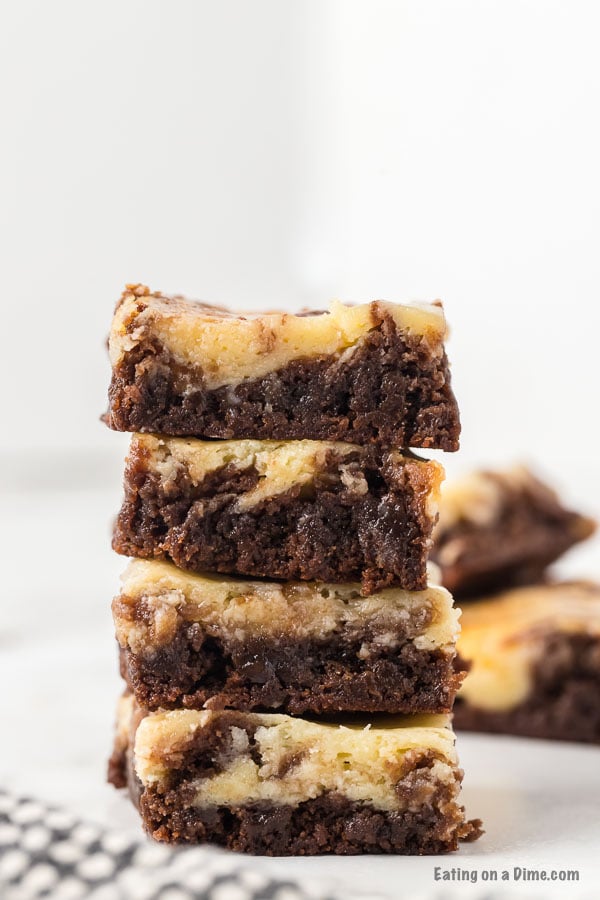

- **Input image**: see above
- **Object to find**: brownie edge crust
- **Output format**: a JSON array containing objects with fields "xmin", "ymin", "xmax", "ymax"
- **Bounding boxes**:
[{"xmin": 106, "ymin": 286, "xmax": 460, "ymax": 450}]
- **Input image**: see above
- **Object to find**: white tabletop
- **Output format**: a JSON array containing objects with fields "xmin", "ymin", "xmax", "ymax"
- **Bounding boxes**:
[{"xmin": 2, "ymin": 485, "xmax": 599, "ymax": 898}]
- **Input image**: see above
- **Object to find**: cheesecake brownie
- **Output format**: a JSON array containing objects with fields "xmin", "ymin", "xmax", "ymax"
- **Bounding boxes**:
[
  {"xmin": 109, "ymin": 697, "xmax": 481, "ymax": 854},
  {"xmin": 113, "ymin": 434, "xmax": 443, "ymax": 594},
  {"xmin": 454, "ymin": 582, "xmax": 600, "ymax": 743},
  {"xmin": 106, "ymin": 285, "xmax": 460, "ymax": 450},
  {"xmin": 432, "ymin": 466, "xmax": 596, "ymax": 598},
  {"xmin": 114, "ymin": 560, "xmax": 464, "ymax": 715}
]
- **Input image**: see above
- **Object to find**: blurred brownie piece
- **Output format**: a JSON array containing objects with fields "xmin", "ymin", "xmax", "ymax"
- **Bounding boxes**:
[
  {"xmin": 113, "ymin": 559, "xmax": 464, "ymax": 715},
  {"xmin": 113, "ymin": 434, "xmax": 443, "ymax": 594},
  {"xmin": 109, "ymin": 697, "xmax": 481, "ymax": 854},
  {"xmin": 106, "ymin": 284, "xmax": 460, "ymax": 450},
  {"xmin": 454, "ymin": 581, "xmax": 600, "ymax": 743},
  {"xmin": 432, "ymin": 466, "xmax": 595, "ymax": 598}
]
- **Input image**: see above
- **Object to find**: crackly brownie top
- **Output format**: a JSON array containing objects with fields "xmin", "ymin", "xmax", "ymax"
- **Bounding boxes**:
[
  {"xmin": 125, "ymin": 700, "xmax": 458, "ymax": 810},
  {"xmin": 459, "ymin": 581, "xmax": 600, "ymax": 712},
  {"xmin": 109, "ymin": 284, "xmax": 448, "ymax": 390},
  {"xmin": 115, "ymin": 559, "xmax": 459, "ymax": 655}
]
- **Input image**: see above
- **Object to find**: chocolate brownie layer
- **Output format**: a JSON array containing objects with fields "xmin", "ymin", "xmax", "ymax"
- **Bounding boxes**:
[
  {"xmin": 114, "ymin": 560, "xmax": 463, "ymax": 715},
  {"xmin": 455, "ymin": 632, "xmax": 600, "ymax": 743},
  {"xmin": 106, "ymin": 285, "xmax": 460, "ymax": 450},
  {"xmin": 110, "ymin": 701, "xmax": 481, "ymax": 854},
  {"xmin": 456, "ymin": 582, "xmax": 600, "ymax": 742},
  {"xmin": 432, "ymin": 466, "xmax": 596, "ymax": 598},
  {"xmin": 140, "ymin": 790, "xmax": 480, "ymax": 855},
  {"xmin": 119, "ymin": 638, "xmax": 464, "ymax": 716},
  {"xmin": 113, "ymin": 436, "xmax": 443, "ymax": 594}
]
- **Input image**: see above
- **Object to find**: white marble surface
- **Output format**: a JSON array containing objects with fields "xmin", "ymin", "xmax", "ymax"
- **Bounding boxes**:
[{"xmin": 2, "ymin": 486, "xmax": 600, "ymax": 898}]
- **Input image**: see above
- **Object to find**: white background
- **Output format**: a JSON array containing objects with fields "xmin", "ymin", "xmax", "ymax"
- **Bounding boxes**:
[
  {"xmin": 1, "ymin": 1, "xmax": 599, "ymax": 487},
  {"xmin": 1, "ymin": 4, "xmax": 599, "ymax": 896}
]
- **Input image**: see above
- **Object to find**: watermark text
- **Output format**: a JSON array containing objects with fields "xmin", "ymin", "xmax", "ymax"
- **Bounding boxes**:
[{"xmin": 433, "ymin": 866, "xmax": 579, "ymax": 884}]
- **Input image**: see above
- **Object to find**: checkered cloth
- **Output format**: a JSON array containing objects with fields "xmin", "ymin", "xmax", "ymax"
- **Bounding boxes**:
[{"xmin": 0, "ymin": 790, "xmax": 379, "ymax": 900}]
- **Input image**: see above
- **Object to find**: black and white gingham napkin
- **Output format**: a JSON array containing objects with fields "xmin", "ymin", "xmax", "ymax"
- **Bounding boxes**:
[
  {"xmin": 3, "ymin": 789, "xmax": 564, "ymax": 900},
  {"xmin": 0, "ymin": 789, "xmax": 380, "ymax": 900}
]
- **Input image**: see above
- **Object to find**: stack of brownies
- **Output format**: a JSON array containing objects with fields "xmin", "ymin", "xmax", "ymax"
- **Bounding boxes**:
[{"xmin": 106, "ymin": 284, "xmax": 480, "ymax": 855}]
